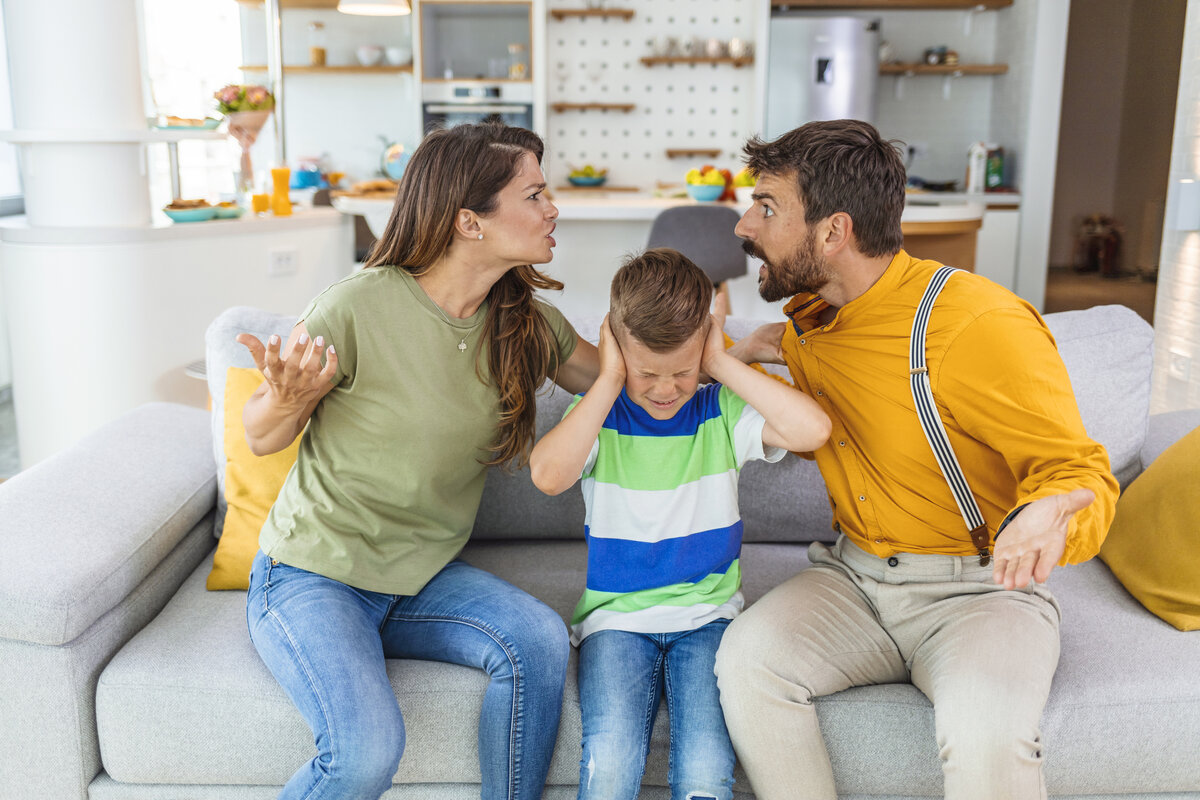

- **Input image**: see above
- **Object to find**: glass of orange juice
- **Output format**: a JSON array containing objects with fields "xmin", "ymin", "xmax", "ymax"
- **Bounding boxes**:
[{"xmin": 251, "ymin": 193, "xmax": 270, "ymax": 215}]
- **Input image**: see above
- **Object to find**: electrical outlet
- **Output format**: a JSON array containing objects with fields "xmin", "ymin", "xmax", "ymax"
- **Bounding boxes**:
[
  {"xmin": 1168, "ymin": 349, "xmax": 1191, "ymax": 382},
  {"xmin": 268, "ymin": 248, "xmax": 298, "ymax": 277}
]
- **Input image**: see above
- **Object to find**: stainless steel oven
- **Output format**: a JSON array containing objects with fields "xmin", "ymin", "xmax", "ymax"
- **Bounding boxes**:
[{"xmin": 421, "ymin": 82, "xmax": 534, "ymax": 132}]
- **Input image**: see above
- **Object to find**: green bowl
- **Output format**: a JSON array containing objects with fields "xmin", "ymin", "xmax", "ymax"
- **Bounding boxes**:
[
  {"xmin": 568, "ymin": 175, "xmax": 607, "ymax": 187},
  {"xmin": 213, "ymin": 204, "xmax": 245, "ymax": 219},
  {"xmin": 163, "ymin": 206, "xmax": 217, "ymax": 223}
]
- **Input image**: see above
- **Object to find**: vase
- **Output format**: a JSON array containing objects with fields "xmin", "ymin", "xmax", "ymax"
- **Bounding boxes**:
[{"xmin": 225, "ymin": 110, "xmax": 272, "ymax": 195}]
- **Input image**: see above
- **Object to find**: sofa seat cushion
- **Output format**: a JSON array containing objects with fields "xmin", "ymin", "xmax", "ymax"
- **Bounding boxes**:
[{"xmin": 95, "ymin": 545, "xmax": 1200, "ymax": 796}]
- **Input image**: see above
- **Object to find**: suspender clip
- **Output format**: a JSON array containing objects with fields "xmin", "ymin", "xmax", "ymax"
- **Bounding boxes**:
[{"xmin": 969, "ymin": 524, "xmax": 991, "ymax": 567}]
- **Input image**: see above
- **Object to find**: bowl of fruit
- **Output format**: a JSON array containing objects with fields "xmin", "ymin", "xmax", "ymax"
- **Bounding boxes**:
[
  {"xmin": 685, "ymin": 165, "xmax": 730, "ymax": 202},
  {"xmin": 733, "ymin": 167, "xmax": 757, "ymax": 204},
  {"xmin": 567, "ymin": 165, "xmax": 608, "ymax": 187}
]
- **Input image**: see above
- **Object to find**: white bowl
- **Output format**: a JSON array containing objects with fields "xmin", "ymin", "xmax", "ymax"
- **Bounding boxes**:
[
  {"xmin": 356, "ymin": 45, "xmax": 384, "ymax": 67},
  {"xmin": 385, "ymin": 46, "xmax": 411, "ymax": 66}
]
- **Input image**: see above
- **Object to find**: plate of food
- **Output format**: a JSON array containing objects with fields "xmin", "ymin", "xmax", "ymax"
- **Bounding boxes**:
[
  {"xmin": 163, "ymin": 199, "xmax": 216, "ymax": 222},
  {"xmin": 213, "ymin": 201, "xmax": 245, "ymax": 219},
  {"xmin": 155, "ymin": 116, "xmax": 221, "ymax": 131}
]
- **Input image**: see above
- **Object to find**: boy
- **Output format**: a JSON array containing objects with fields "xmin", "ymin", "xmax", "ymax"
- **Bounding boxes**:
[{"xmin": 530, "ymin": 248, "xmax": 831, "ymax": 800}]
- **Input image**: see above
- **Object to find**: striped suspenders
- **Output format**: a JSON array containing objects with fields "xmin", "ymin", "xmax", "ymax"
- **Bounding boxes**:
[{"xmin": 908, "ymin": 266, "xmax": 992, "ymax": 566}]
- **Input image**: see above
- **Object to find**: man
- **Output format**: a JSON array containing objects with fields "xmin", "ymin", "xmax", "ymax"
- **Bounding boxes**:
[{"xmin": 714, "ymin": 119, "xmax": 1118, "ymax": 800}]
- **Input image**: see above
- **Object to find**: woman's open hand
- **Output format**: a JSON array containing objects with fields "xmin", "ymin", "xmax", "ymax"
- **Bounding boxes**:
[{"xmin": 237, "ymin": 329, "xmax": 338, "ymax": 411}]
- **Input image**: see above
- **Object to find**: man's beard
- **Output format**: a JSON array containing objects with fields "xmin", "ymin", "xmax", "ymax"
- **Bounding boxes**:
[{"xmin": 741, "ymin": 229, "xmax": 832, "ymax": 302}]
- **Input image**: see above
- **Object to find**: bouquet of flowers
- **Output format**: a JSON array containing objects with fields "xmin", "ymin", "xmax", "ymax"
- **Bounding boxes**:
[{"xmin": 213, "ymin": 84, "xmax": 275, "ymax": 115}]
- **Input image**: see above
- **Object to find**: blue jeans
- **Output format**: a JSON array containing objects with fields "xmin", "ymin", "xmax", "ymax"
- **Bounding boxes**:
[
  {"xmin": 576, "ymin": 620, "xmax": 736, "ymax": 800},
  {"xmin": 246, "ymin": 550, "xmax": 569, "ymax": 800}
]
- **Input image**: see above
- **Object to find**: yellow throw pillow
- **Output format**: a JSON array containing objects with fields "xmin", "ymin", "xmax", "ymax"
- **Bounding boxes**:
[
  {"xmin": 206, "ymin": 367, "xmax": 301, "ymax": 590},
  {"xmin": 1099, "ymin": 424, "xmax": 1200, "ymax": 630}
]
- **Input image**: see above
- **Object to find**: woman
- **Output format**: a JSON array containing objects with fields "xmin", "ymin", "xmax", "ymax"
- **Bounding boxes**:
[{"xmin": 237, "ymin": 122, "xmax": 599, "ymax": 800}]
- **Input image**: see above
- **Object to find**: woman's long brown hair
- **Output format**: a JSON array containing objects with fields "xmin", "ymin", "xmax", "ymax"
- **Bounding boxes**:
[{"xmin": 363, "ymin": 122, "xmax": 564, "ymax": 468}]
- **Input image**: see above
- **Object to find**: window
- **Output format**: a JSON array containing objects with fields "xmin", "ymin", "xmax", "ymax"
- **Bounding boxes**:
[{"xmin": 140, "ymin": 0, "xmax": 247, "ymax": 206}]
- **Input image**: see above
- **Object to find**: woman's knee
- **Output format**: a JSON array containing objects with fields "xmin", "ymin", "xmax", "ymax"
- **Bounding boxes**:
[
  {"xmin": 315, "ymin": 707, "xmax": 406, "ymax": 795},
  {"xmin": 490, "ymin": 599, "xmax": 570, "ymax": 684}
]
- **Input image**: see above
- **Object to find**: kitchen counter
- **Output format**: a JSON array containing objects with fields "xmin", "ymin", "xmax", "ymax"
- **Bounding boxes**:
[{"xmin": 333, "ymin": 193, "xmax": 988, "ymax": 236}]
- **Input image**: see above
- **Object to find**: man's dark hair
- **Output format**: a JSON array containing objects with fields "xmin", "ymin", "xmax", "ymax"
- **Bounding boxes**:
[{"xmin": 742, "ymin": 119, "xmax": 906, "ymax": 257}]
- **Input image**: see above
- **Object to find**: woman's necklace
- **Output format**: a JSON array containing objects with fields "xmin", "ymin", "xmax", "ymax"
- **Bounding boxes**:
[{"xmin": 430, "ymin": 301, "xmax": 484, "ymax": 353}]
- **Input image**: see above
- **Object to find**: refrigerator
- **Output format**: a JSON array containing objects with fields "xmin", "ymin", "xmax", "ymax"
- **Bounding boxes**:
[{"xmin": 765, "ymin": 15, "xmax": 881, "ymax": 140}]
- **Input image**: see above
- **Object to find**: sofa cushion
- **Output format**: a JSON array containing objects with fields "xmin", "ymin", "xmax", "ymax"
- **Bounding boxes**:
[
  {"xmin": 204, "ymin": 307, "xmax": 298, "ymax": 538},
  {"xmin": 1042, "ymin": 304, "xmax": 1152, "ymax": 486},
  {"xmin": 206, "ymin": 368, "xmax": 302, "ymax": 591},
  {"xmin": 94, "ymin": 542, "xmax": 1200, "ymax": 796},
  {"xmin": 1099, "ymin": 423, "xmax": 1200, "ymax": 630}
]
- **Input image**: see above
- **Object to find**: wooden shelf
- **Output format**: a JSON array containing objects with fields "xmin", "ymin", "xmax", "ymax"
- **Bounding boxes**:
[
  {"xmin": 236, "ymin": 0, "xmax": 340, "ymax": 7},
  {"xmin": 549, "ymin": 8, "xmax": 635, "ymax": 20},
  {"xmin": 880, "ymin": 62, "xmax": 1008, "ymax": 75},
  {"xmin": 239, "ymin": 64, "xmax": 413, "ymax": 74},
  {"xmin": 666, "ymin": 148, "xmax": 722, "ymax": 159},
  {"xmin": 554, "ymin": 184, "xmax": 640, "ymax": 192},
  {"xmin": 640, "ymin": 56, "xmax": 754, "ymax": 68},
  {"xmin": 550, "ymin": 102, "xmax": 635, "ymax": 113},
  {"xmin": 770, "ymin": 0, "xmax": 1011, "ymax": 8}
]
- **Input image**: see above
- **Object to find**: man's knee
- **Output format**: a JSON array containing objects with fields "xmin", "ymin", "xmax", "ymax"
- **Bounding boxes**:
[{"xmin": 579, "ymin": 733, "xmax": 646, "ymax": 799}]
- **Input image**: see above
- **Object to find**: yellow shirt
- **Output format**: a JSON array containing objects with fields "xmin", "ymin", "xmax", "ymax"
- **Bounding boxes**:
[{"xmin": 780, "ymin": 251, "xmax": 1118, "ymax": 564}]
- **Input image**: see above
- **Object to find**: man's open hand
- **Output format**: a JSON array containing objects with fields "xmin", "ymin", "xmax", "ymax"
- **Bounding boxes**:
[{"xmin": 991, "ymin": 488, "xmax": 1095, "ymax": 589}]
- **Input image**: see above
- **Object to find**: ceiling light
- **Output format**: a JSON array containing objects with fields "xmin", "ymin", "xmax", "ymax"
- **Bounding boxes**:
[{"xmin": 337, "ymin": 0, "xmax": 411, "ymax": 16}]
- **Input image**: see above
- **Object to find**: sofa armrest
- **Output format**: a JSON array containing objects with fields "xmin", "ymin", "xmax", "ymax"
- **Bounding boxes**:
[
  {"xmin": 0, "ymin": 402, "xmax": 216, "ymax": 647},
  {"xmin": 1140, "ymin": 408, "xmax": 1200, "ymax": 471}
]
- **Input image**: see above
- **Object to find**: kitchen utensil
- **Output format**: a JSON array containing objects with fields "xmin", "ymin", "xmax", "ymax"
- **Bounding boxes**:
[
  {"xmin": 728, "ymin": 38, "xmax": 752, "ymax": 59},
  {"xmin": 705, "ymin": 38, "xmax": 727, "ymax": 58}
]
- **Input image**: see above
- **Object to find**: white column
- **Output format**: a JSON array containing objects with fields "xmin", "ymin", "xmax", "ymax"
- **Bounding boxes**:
[{"xmin": 3, "ymin": 0, "xmax": 151, "ymax": 226}]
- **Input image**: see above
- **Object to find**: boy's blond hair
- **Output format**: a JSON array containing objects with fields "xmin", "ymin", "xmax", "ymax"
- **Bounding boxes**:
[{"xmin": 610, "ymin": 248, "xmax": 713, "ymax": 353}]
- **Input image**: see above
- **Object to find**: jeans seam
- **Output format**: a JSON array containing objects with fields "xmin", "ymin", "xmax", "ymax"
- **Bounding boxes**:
[
  {"xmin": 646, "ymin": 645, "xmax": 665, "ymax": 782},
  {"xmin": 265, "ymin": 604, "xmax": 337, "ymax": 800},
  {"xmin": 389, "ymin": 613, "xmax": 522, "ymax": 800}
]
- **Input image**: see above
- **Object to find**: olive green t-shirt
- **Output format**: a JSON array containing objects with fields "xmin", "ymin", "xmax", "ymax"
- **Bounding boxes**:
[{"xmin": 258, "ymin": 266, "xmax": 578, "ymax": 595}]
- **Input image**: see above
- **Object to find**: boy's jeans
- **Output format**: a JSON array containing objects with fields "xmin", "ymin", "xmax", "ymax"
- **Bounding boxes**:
[
  {"xmin": 577, "ymin": 620, "xmax": 736, "ymax": 800},
  {"xmin": 246, "ymin": 550, "xmax": 569, "ymax": 800}
]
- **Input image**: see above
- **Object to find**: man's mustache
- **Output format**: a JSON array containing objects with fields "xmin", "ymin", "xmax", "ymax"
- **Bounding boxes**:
[{"xmin": 741, "ymin": 238, "xmax": 763, "ymax": 261}]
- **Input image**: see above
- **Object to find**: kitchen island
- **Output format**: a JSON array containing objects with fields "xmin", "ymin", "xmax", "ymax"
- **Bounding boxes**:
[{"xmin": 333, "ymin": 192, "xmax": 999, "ymax": 321}]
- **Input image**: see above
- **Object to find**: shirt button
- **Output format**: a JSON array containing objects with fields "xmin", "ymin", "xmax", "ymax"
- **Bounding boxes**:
[
  {"xmin": 799, "ymin": 338, "xmax": 806, "ymax": 345},
  {"xmin": 816, "ymin": 390, "xmax": 824, "ymax": 396},
  {"xmin": 838, "ymin": 440, "xmax": 846, "ymax": 447},
  {"xmin": 887, "ymin": 556, "xmax": 899, "ymax": 567},
  {"xmin": 874, "ymin": 538, "xmax": 884, "ymax": 544},
  {"xmin": 859, "ymin": 495, "xmax": 866, "ymax": 501},
  {"xmin": 833, "ymin": 522, "xmax": 841, "ymax": 532}
]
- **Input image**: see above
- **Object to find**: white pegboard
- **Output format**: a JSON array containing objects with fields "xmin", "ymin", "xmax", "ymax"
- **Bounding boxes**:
[{"xmin": 545, "ymin": 0, "xmax": 759, "ymax": 189}]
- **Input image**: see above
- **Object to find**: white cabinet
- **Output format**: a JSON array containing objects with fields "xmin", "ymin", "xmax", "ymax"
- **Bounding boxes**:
[{"xmin": 974, "ymin": 206, "xmax": 1020, "ymax": 290}]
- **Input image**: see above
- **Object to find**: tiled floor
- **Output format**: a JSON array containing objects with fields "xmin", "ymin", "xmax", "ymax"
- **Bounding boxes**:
[{"xmin": 0, "ymin": 269, "xmax": 1160, "ymax": 483}]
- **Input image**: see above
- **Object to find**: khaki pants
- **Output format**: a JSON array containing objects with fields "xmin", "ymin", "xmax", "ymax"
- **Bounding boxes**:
[{"xmin": 715, "ymin": 536, "xmax": 1061, "ymax": 800}]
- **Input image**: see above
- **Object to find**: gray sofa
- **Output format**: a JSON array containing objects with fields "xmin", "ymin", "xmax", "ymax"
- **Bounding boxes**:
[{"xmin": 2, "ymin": 303, "xmax": 1199, "ymax": 800}]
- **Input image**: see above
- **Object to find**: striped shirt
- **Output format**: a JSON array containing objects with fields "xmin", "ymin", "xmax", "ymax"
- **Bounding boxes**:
[{"xmin": 569, "ymin": 383, "xmax": 785, "ymax": 645}]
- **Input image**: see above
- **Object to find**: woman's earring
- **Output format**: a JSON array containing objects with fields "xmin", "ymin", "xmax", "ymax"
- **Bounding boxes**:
[{"xmin": 477, "ymin": 233, "xmax": 484, "ymax": 240}]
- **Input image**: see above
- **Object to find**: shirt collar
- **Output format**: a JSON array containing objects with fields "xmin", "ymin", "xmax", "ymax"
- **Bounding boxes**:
[{"xmin": 782, "ymin": 250, "xmax": 915, "ymax": 336}]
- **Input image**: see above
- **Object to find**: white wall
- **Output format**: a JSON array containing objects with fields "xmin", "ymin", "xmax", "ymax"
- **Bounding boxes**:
[{"xmin": 1152, "ymin": 0, "xmax": 1200, "ymax": 413}]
